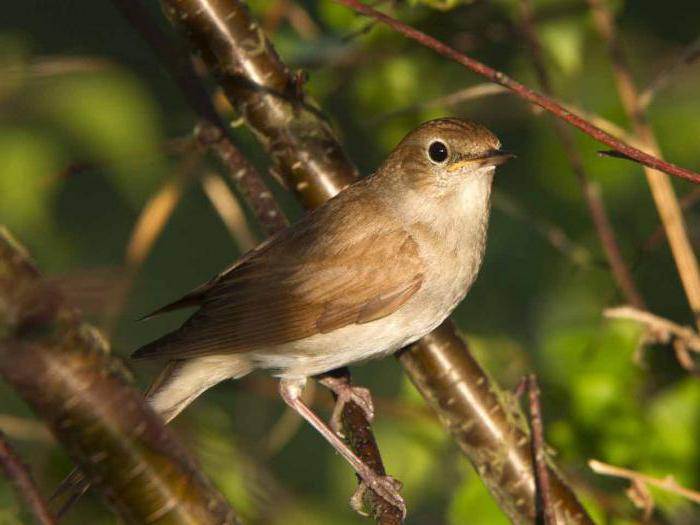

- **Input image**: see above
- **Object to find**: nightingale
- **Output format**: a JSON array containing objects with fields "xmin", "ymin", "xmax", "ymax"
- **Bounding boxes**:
[{"xmin": 59, "ymin": 118, "xmax": 513, "ymax": 514}]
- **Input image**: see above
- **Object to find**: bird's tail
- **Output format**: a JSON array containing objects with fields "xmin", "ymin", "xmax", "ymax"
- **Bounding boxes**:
[
  {"xmin": 51, "ymin": 354, "xmax": 253, "ymax": 516},
  {"xmin": 146, "ymin": 355, "xmax": 253, "ymax": 423}
]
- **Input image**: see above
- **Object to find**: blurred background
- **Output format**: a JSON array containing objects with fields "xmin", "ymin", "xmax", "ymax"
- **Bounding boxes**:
[{"xmin": 1, "ymin": 0, "xmax": 699, "ymax": 523}]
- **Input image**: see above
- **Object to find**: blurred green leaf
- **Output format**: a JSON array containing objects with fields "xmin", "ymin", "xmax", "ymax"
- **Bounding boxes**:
[{"xmin": 33, "ymin": 70, "xmax": 167, "ymax": 206}]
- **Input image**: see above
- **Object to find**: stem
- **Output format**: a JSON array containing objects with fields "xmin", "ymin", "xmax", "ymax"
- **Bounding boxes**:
[
  {"xmin": 587, "ymin": 0, "xmax": 700, "ymax": 329},
  {"xmin": 527, "ymin": 375, "xmax": 555, "ymax": 525},
  {"xmin": 518, "ymin": 0, "xmax": 644, "ymax": 308},
  {"xmin": 590, "ymin": 460, "xmax": 700, "ymax": 505},
  {"xmin": 0, "ymin": 430, "xmax": 57, "ymax": 525}
]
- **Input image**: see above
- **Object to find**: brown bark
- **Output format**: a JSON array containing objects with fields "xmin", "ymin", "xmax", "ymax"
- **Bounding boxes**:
[{"xmin": 0, "ymin": 227, "xmax": 240, "ymax": 525}]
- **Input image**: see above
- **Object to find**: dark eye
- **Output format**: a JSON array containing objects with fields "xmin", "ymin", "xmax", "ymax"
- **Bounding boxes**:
[{"xmin": 428, "ymin": 141, "xmax": 448, "ymax": 163}]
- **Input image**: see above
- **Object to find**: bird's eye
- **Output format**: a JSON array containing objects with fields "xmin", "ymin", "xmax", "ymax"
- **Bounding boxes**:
[{"xmin": 428, "ymin": 141, "xmax": 449, "ymax": 163}]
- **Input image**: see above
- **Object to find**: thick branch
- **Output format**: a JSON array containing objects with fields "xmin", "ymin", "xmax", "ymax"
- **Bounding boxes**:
[
  {"xmin": 334, "ymin": 0, "xmax": 700, "ymax": 185},
  {"xmin": 0, "ymin": 227, "xmax": 240, "ymax": 524},
  {"xmin": 159, "ymin": 0, "xmax": 592, "ymax": 522},
  {"xmin": 398, "ymin": 323, "xmax": 592, "ymax": 524}
]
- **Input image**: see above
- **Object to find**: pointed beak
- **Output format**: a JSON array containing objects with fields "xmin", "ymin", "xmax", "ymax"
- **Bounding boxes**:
[
  {"xmin": 446, "ymin": 149, "xmax": 516, "ymax": 172},
  {"xmin": 476, "ymin": 149, "xmax": 516, "ymax": 167}
]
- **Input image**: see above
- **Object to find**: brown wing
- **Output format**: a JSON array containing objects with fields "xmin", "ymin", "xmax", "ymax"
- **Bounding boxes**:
[{"xmin": 133, "ymin": 198, "xmax": 424, "ymax": 360}]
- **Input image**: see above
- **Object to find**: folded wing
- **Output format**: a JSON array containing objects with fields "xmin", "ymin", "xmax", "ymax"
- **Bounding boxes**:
[{"xmin": 133, "ymin": 204, "xmax": 424, "ymax": 360}]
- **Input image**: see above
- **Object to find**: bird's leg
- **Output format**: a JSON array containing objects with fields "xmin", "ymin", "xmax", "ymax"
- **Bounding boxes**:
[
  {"xmin": 279, "ymin": 378, "xmax": 405, "ymax": 517},
  {"xmin": 317, "ymin": 371, "xmax": 374, "ymax": 436}
]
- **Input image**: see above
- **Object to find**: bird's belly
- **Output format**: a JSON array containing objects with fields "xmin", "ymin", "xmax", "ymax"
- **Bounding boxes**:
[{"xmin": 251, "ymin": 278, "xmax": 467, "ymax": 379}]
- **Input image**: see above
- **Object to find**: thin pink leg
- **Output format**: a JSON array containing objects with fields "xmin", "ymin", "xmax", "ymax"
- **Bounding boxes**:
[{"xmin": 279, "ymin": 378, "xmax": 405, "ymax": 516}]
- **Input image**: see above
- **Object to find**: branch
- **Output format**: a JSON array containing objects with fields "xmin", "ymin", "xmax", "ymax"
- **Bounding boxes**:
[
  {"xmin": 0, "ymin": 430, "xmax": 57, "ymax": 525},
  {"xmin": 527, "ymin": 375, "xmax": 555, "ymax": 525},
  {"xmin": 589, "ymin": 459, "xmax": 700, "ymax": 509},
  {"xmin": 398, "ymin": 324, "xmax": 592, "ymax": 524},
  {"xmin": 639, "ymin": 36, "xmax": 700, "ymax": 109},
  {"xmin": 518, "ymin": 0, "xmax": 644, "ymax": 309},
  {"xmin": 587, "ymin": 0, "xmax": 700, "ymax": 329},
  {"xmin": 334, "ymin": 0, "xmax": 700, "ymax": 185},
  {"xmin": 604, "ymin": 305, "xmax": 700, "ymax": 370},
  {"xmin": 0, "ymin": 227, "xmax": 241, "ymax": 524},
  {"xmin": 111, "ymin": 0, "xmax": 288, "ymax": 237}
]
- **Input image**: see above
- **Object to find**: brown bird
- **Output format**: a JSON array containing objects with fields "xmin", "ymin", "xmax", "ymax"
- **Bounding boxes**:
[{"xmin": 57, "ymin": 118, "xmax": 513, "ymax": 514}]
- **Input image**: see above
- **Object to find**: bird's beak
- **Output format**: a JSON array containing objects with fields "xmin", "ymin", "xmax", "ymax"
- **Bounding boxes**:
[{"xmin": 447, "ymin": 150, "xmax": 516, "ymax": 172}]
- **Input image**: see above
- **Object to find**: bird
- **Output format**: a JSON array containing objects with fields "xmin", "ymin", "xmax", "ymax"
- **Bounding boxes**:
[{"xmin": 56, "ymin": 117, "xmax": 512, "ymax": 515}]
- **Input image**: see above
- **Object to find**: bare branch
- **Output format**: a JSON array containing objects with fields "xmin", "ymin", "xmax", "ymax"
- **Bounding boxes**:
[
  {"xmin": 604, "ymin": 305, "xmax": 700, "ymax": 366},
  {"xmin": 0, "ymin": 227, "xmax": 241, "ymax": 524},
  {"xmin": 201, "ymin": 172, "xmax": 257, "ymax": 251},
  {"xmin": 587, "ymin": 0, "xmax": 700, "ymax": 329},
  {"xmin": 590, "ymin": 459, "xmax": 700, "ymax": 507},
  {"xmin": 398, "ymin": 324, "xmax": 594, "ymax": 524},
  {"xmin": 334, "ymin": 0, "xmax": 700, "ymax": 184},
  {"xmin": 527, "ymin": 375, "xmax": 555, "ymax": 525},
  {"xmin": 518, "ymin": 0, "xmax": 644, "ymax": 309},
  {"xmin": 0, "ymin": 430, "xmax": 57, "ymax": 525}
]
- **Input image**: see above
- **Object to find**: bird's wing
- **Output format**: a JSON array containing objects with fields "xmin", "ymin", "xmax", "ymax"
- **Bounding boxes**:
[{"xmin": 133, "ymin": 204, "xmax": 425, "ymax": 360}]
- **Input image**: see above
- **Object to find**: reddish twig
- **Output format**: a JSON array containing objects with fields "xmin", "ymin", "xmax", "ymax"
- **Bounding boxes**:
[
  {"xmin": 518, "ymin": 0, "xmax": 644, "ymax": 308},
  {"xmin": 0, "ymin": 430, "xmax": 57, "ymax": 525},
  {"xmin": 333, "ymin": 0, "xmax": 700, "ymax": 184},
  {"xmin": 527, "ymin": 375, "xmax": 555, "ymax": 525},
  {"xmin": 587, "ymin": 0, "xmax": 700, "ymax": 330}
]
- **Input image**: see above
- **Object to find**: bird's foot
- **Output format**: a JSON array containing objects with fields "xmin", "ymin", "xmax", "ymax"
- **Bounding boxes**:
[
  {"xmin": 350, "ymin": 473, "xmax": 405, "ymax": 519},
  {"xmin": 318, "ymin": 375, "xmax": 374, "ymax": 436}
]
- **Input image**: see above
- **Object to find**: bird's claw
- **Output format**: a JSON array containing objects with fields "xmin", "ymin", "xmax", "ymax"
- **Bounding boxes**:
[
  {"xmin": 330, "ymin": 384, "xmax": 374, "ymax": 435},
  {"xmin": 350, "ymin": 474, "xmax": 405, "ymax": 519}
]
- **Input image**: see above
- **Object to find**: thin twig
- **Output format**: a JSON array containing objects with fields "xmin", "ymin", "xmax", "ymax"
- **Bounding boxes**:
[
  {"xmin": 641, "ymin": 185, "xmax": 700, "ymax": 254},
  {"xmin": 111, "ymin": 0, "xmax": 288, "ymax": 237},
  {"xmin": 589, "ymin": 459, "xmax": 700, "ymax": 505},
  {"xmin": 518, "ymin": 0, "xmax": 644, "ymax": 308},
  {"xmin": 603, "ymin": 306, "xmax": 700, "ymax": 364},
  {"xmin": 374, "ymin": 83, "xmax": 508, "ymax": 123},
  {"xmin": 334, "ymin": 0, "xmax": 700, "ymax": 184},
  {"xmin": 527, "ymin": 375, "xmax": 555, "ymax": 525},
  {"xmin": 0, "ymin": 415, "xmax": 54, "ymax": 443},
  {"xmin": 639, "ymin": 36, "xmax": 700, "ymax": 109},
  {"xmin": 588, "ymin": 0, "xmax": 700, "ymax": 330},
  {"xmin": 201, "ymin": 172, "xmax": 257, "ymax": 251},
  {"xmin": 493, "ymin": 192, "xmax": 592, "ymax": 266},
  {"xmin": 194, "ymin": 122, "xmax": 288, "ymax": 235},
  {"xmin": 0, "ymin": 430, "xmax": 57, "ymax": 525}
]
